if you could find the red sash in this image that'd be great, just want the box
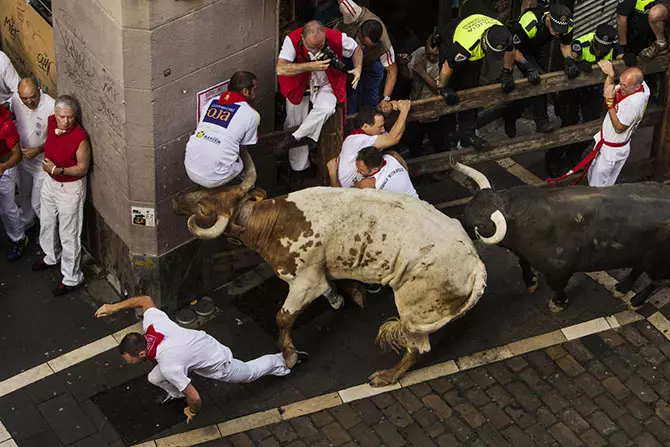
[546,85,644,186]
[144,324,165,360]
[348,127,367,136]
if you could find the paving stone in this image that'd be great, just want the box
[617,413,643,438]
[443,415,475,443]
[289,417,320,442]
[480,402,512,429]
[70,433,110,447]
[248,426,272,442]
[615,343,647,369]
[449,374,476,391]
[595,393,627,420]
[581,333,615,356]
[330,405,363,429]
[442,390,468,407]
[505,357,529,373]
[548,422,584,446]
[634,432,663,447]
[409,382,433,398]
[269,421,298,443]
[501,424,533,446]
[587,410,618,437]
[392,388,424,414]
[519,367,552,394]
[24,374,68,406]
[476,422,510,446]
[229,432,254,447]
[454,403,485,428]
[547,371,582,400]
[351,399,383,425]
[603,377,631,400]
[310,410,335,427]
[526,351,558,377]
[19,429,64,447]
[321,422,352,446]
[608,431,633,447]
[506,381,542,412]
[572,395,599,418]
[579,428,608,446]
[435,433,460,447]
[421,395,453,421]
[349,422,382,446]
[467,369,496,389]
[541,390,569,414]
[655,400,670,426]
[602,355,635,382]
[619,326,649,347]
[560,408,590,434]
[563,340,594,363]
[373,420,406,447]
[400,423,438,447]
[536,406,558,428]
[382,403,414,428]
[624,395,654,419]
[640,345,668,366]
[546,346,569,360]
[283,441,306,447]
[429,378,454,394]
[413,407,438,429]
[575,373,606,397]
[371,392,396,410]
[486,384,515,408]
[627,377,660,403]
[487,362,514,385]
[644,415,670,442]
[37,393,95,445]
[639,363,664,385]
[0,391,50,442]
[599,330,627,349]
[464,387,491,407]
[505,404,536,429]
[653,380,670,401]
[585,359,612,381]
[526,423,557,446]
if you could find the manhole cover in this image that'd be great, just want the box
[193,297,215,316]
[175,308,196,325]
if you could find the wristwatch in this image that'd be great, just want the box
[383,95,391,102]
[60,167,65,175]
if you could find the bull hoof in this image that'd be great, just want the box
[368,369,399,388]
[548,297,568,313]
[283,350,298,369]
[527,276,538,294]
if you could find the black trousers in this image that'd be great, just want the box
[505,44,550,125]
[406,117,450,157]
[444,59,483,141]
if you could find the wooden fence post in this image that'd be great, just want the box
[652,70,670,181]
[315,104,344,185]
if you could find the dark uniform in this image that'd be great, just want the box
[547,25,623,176]
[505,5,574,136]
[616,0,657,54]
[438,14,514,149]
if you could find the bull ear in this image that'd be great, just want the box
[248,188,267,201]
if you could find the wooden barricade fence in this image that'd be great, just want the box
[257,56,670,204]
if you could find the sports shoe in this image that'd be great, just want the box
[364,283,382,294]
[155,393,181,405]
[7,236,28,261]
[53,282,84,296]
[32,259,58,271]
[325,291,344,310]
[640,41,668,59]
[295,350,311,365]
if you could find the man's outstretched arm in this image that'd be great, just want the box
[95,295,156,318]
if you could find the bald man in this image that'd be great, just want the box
[277,20,363,189]
[587,62,649,187]
[10,78,55,228]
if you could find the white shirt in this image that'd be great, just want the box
[0,52,20,105]
[279,33,358,88]
[372,154,418,198]
[338,133,378,187]
[143,308,233,392]
[595,81,650,161]
[184,96,260,183]
[10,91,55,165]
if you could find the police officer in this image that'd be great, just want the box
[437,14,516,150]
[616,0,659,56]
[547,24,624,177]
[505,4,575,137]
[639,0,670,58]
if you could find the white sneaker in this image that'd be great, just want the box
[325,292,344,310]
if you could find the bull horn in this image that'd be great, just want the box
[187,214,230,239]
[239,147,257,193]
[452,162,492,190]
[475,210,507,245]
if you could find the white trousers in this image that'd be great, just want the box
[0,167,25,242]
[587,146,629,187]
[17,157,46,227]
[39,175,85,286]
[148,353,290,398]
[284,83,337,171]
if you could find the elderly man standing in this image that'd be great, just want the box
[34,95,91,296]
[11,78,55,229]
[337,0,397,114]
[0,102,27,260]
[277,20,363,187]
[587,63,649,187]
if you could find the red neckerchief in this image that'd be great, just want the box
[144,324,165,360]
[348,127,367,136]
[614,84,644,106]
[218,91,248,105]
[363,159,387,178]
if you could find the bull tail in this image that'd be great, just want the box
[376,318,408,354]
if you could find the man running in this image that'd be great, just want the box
[95,296,309,423]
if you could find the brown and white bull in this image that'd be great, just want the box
[173,149,487,386]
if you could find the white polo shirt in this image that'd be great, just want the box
[338,133,378,187]
[372,154,418,198]
[185,96,260,185]
[10,91,55,165]
[0,52,20,105]
[143,308,233,392]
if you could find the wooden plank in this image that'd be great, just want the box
[652,71,670,180]
[407,104,664,176]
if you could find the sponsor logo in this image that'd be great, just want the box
[572,43,582,52]
[454,53,468,62]
[203,102,240,129]
[195,130,221,145]
[513,34,521,45]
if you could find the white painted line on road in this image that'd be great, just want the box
[47,336,118,373]
[648,312,670,340]
[279,392,342,420]
[0,421,11,442]
[217,409,282,438]
[456,345,514,371]
[561,317,612,341]
[339,381,401,404]
[155,425,221,447]
[507,330,567,356]
[0,363,54,399]
[399,360,459,387]
[0,438,18,447]
[112,322,144,344]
